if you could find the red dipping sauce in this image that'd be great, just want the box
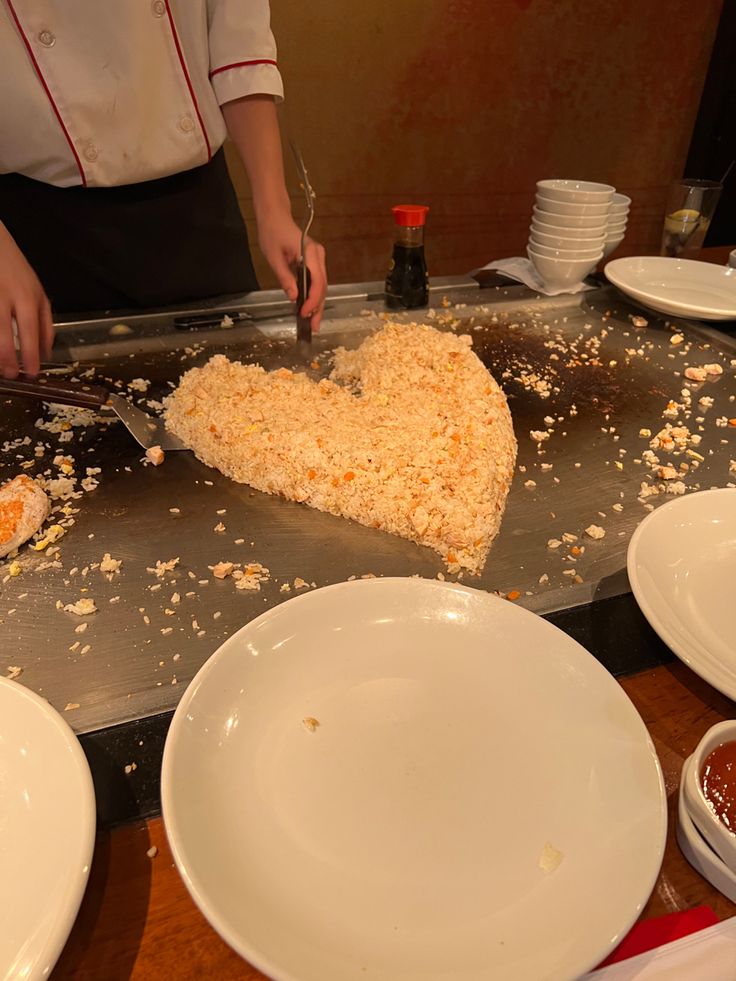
[701,740,736,833]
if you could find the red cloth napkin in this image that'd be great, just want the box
[595,906,720,968]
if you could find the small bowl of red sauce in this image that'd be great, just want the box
[684,720,736,871]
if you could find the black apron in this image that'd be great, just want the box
[0,149,259,314]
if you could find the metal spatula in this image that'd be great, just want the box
[0,374,187,451]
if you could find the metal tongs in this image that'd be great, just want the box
[290,142,315,349]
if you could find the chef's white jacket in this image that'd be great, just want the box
[0,1,284,188]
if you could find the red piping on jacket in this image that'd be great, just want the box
[5,0,87,186]
[209,59,278,79]
[163,0,212,162]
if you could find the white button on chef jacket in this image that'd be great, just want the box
[0,1,284,188]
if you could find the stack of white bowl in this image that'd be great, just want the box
[529,180,626,290]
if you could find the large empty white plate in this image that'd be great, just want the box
[605,256,736,320]
[628,488,736,700]
[162,578,666,981]
[0,678,95,981]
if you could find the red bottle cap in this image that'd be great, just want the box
[391,204,429,227]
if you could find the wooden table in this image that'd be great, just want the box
[53,247,736,979]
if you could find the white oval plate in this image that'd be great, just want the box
[628,488,736,700]
[162,578,666,981]
[605,256,736,320]
[0,678,95,981]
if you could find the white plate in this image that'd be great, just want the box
[0,678,95,981]
[677,756,736,904]
[628,488,736,701]
[162,578,666,981]
[605,256,736,320]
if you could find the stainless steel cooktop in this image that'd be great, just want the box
[1,275,734,733]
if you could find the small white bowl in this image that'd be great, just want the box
[610,193,631,213]
[532,206,609,229]
[530,218,606,240]
[536,179,614,204]
[683,720,736,871]
[527,246,602,290]
[601,235,624,259]
[678,757,736,904]
[529,227,605,250]
[535,194,611,217]
[607,218,628,232]
[528,239,602,260]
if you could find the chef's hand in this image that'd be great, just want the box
[258,213,328,332]
[0,222,53,378]
[221,96,328,329]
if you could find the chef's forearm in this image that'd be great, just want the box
[221,95,292,225]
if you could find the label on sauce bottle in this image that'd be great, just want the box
[385,244,429,310]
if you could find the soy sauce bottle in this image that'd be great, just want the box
[385,204,429,309]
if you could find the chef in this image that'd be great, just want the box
[0,1,327,379]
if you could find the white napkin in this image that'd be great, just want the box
[476,257,596,296]
[579,916,736,980]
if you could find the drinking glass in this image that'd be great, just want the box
[660,179,722,258]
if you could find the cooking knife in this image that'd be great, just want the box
[174,310,251,331]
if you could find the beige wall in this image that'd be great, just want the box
[226,0,723,290]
